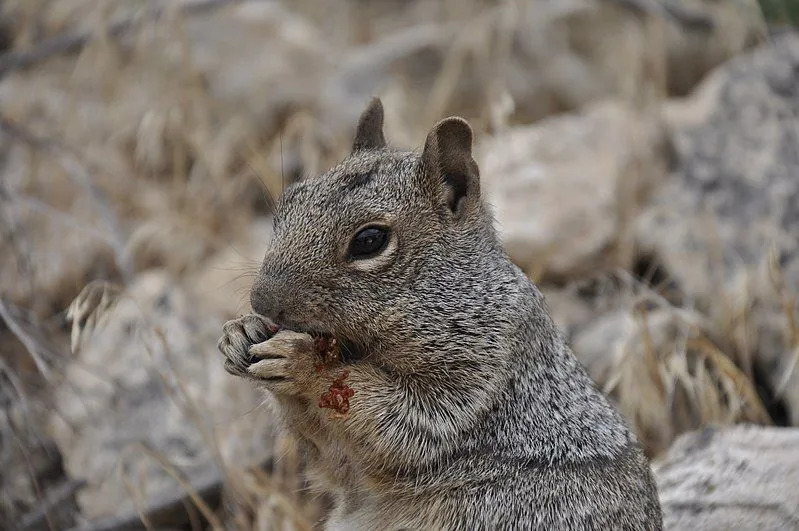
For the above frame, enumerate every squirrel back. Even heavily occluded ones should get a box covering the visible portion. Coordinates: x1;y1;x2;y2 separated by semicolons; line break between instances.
243;98;662;529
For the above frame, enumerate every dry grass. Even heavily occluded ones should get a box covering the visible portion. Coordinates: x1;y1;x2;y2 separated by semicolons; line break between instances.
578;268;774;457
1;0;796;528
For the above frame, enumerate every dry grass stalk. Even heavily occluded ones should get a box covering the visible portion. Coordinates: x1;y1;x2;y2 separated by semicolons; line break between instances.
0;300;55;380
65;280;122;356
686;337;772;425
601;278;773;457
768;247;799;398
134;443;224;530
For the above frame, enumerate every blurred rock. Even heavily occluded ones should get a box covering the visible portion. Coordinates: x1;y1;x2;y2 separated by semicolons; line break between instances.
48;271;276;520
662;0;765;95
184;1;331;126
639;32;799;424
655;425;799;529
479;100;667;281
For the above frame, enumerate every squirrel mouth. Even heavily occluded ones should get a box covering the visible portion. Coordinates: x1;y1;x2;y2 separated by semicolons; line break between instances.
269;321;330;341
265;317;368;364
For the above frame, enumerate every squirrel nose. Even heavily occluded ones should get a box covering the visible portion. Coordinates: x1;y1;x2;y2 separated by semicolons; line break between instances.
250;285;279;322
250;275;282;322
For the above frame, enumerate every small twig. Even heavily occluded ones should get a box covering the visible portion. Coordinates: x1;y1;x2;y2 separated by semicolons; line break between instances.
74;458;273;531
18;479;87;531
118;461;156;531
135;443;224;530
0;299;53;379
0;0;244;78
66;280;123;356
607;0;715;30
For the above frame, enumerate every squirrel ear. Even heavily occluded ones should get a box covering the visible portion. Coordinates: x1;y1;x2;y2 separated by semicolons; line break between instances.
421;117;479;217
352;98;387;153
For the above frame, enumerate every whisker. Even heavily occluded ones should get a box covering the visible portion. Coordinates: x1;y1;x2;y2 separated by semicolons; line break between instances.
208;263;261;272
244;159;277;212
280;133;286;193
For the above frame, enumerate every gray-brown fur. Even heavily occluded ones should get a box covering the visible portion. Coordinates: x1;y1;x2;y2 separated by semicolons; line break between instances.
218;99;662;530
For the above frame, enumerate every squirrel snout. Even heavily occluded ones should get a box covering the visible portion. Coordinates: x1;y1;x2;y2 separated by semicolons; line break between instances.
250;279;282;322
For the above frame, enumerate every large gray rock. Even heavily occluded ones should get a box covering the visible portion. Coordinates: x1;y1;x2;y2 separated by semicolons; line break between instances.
655;425;799;530
639;32;799;424
645;32;799;296
479;100;667;281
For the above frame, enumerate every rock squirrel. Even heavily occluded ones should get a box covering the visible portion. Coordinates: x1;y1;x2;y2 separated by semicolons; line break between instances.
218;98;662;530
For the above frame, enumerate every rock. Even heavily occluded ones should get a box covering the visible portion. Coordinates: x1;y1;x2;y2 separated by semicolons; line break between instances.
647;32;799;295
479;100;667;281
48;271;276;520
639;32;799;424
184;1;331;124
661;0;765;95
655;425;799;530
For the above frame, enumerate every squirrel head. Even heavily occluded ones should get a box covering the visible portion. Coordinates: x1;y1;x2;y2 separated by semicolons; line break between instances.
251;98;500;361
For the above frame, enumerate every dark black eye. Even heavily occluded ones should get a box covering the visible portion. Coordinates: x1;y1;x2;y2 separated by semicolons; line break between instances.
348;226;390;259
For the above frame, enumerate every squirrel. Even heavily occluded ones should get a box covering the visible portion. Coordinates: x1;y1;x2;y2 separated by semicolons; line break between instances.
218;98;662;530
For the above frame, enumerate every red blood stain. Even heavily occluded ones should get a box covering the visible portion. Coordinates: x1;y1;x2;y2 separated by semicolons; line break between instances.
318;370;355;418
312;336;355;418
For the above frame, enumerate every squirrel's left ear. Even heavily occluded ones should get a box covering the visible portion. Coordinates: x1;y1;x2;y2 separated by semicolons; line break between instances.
352;98;387;153
421;117;480;218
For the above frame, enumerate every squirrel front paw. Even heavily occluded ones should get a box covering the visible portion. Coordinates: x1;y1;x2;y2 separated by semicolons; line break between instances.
217;314;278;377
218;316;331;398
247;330;316;396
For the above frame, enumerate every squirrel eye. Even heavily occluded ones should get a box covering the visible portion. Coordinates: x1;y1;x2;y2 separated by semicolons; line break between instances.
348;226;390;260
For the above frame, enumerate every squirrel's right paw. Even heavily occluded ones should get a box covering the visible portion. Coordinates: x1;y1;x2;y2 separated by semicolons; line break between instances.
247;330;316;396
218;314;278;377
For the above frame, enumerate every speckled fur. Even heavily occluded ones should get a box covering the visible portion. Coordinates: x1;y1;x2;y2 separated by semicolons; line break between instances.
219;100;662;530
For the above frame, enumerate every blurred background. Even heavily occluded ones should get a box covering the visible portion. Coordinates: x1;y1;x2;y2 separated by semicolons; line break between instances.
1;0;798;529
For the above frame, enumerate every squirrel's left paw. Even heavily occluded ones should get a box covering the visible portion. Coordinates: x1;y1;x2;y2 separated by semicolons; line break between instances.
218;314;277;377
